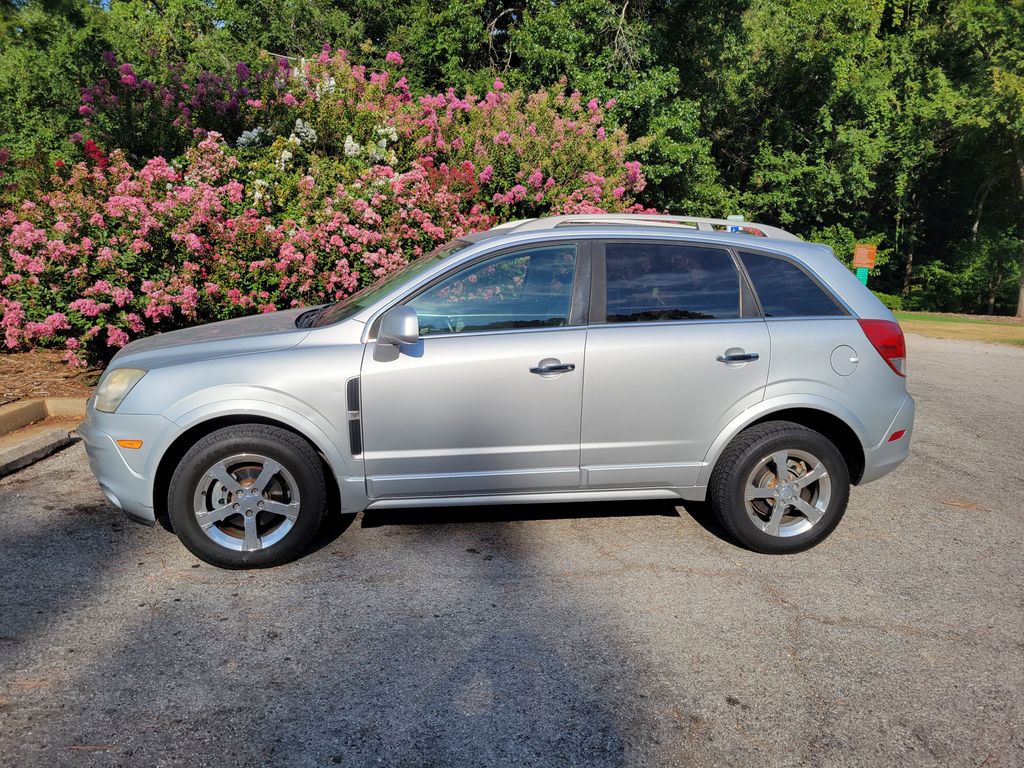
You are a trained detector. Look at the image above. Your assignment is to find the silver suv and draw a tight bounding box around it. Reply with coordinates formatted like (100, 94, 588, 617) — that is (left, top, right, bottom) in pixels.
(79, 215, 915, 568)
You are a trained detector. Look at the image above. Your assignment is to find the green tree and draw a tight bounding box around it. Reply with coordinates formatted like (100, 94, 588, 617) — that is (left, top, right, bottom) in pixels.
(948, 0, 1024, 316)
(1, 0, 1023, 316)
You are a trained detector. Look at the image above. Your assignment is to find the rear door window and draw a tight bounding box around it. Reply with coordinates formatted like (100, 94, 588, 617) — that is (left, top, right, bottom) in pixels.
(602, 243, 740, 322)
(739, 251, 846, 317)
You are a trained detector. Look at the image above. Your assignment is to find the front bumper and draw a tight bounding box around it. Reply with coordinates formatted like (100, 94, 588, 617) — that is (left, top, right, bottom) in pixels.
(78, 405, 181, 525)
(859, 393, 916, 485)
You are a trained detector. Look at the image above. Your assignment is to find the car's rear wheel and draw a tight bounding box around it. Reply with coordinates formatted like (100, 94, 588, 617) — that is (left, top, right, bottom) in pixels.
(708, 421, 850, 554)
(168, 424, 327, 568)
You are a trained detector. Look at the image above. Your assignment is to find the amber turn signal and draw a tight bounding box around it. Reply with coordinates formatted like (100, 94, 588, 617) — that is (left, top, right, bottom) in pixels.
(116, 439, 144, 449)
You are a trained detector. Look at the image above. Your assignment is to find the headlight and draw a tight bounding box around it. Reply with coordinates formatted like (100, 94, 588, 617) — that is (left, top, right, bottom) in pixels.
(95, 368, 148, 413)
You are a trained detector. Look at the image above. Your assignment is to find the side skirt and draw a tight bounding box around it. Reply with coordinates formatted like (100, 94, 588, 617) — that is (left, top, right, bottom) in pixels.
(364, 488, 684, 510)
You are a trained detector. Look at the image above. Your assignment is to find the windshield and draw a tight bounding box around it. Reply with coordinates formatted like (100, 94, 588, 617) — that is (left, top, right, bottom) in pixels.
(312, 239, 473, 327)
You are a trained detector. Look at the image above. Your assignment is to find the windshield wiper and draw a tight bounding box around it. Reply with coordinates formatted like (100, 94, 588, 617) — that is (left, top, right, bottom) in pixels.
(295, 305, 328, 328)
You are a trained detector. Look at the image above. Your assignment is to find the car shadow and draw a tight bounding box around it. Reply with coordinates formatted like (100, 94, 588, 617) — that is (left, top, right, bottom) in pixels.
(306, 508, 357, 554)
(359, 497, 745, 553)
(3, 452, 730, 764)
(11, 493, 674, 765)
(675, 498, 736, 545)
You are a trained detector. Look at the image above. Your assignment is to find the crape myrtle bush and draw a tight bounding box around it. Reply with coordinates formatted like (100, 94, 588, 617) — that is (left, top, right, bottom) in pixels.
(1, 47, 650, 366)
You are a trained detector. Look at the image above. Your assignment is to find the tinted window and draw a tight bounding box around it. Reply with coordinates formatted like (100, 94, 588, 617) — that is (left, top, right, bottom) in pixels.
(408, 245, 577, 335)
(604, 243, 740, 322)
(740, 252, 845, 317)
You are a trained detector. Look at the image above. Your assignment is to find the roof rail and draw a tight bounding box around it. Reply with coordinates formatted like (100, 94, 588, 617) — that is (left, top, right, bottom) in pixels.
(506, 214, 801, 241)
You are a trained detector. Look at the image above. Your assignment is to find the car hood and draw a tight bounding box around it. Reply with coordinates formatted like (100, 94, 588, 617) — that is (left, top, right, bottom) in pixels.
(109, 308, 312, 370)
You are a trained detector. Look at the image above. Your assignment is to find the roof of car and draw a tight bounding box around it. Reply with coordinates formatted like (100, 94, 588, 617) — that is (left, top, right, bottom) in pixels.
(352, 214, 891, 327)
(459, 215, 838, 265)
(464, 214, 802, 243)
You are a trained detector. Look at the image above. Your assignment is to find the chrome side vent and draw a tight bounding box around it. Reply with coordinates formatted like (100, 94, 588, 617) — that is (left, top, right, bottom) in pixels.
(348, 420, 363, 457)
(346, 377, 362, 456)
(346, 377, 360, 412)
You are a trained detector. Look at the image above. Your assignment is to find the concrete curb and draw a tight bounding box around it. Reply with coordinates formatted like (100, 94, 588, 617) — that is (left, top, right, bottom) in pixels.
(0, 398, 88, 478)
(0, 399, 47, 434)
(0, 428, 76, 476)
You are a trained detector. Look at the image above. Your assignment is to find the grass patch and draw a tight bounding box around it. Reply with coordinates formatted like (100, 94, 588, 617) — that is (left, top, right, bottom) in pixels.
(894, 311, 1024, 346)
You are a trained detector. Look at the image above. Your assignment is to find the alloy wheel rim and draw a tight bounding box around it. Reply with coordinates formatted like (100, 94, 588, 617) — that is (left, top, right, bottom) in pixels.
(192, 453, 301, 552)
(743, 448, 831, 537)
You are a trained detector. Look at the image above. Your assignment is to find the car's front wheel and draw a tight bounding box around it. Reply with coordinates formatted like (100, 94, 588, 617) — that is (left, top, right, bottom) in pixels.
(708, 421, 850, 554)
(168, 424, 327, 568)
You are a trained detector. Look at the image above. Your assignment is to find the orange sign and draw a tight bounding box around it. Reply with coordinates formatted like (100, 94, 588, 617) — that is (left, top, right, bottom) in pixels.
(853, 243, 877, 269)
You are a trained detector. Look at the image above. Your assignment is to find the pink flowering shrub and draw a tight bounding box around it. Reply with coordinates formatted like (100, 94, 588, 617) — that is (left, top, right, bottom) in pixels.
(2, 50, 651, 366)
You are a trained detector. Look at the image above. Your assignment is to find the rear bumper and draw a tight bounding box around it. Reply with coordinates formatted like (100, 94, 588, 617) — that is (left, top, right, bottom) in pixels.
(859, 393, 915, 485)
(78, 406, 180, 525)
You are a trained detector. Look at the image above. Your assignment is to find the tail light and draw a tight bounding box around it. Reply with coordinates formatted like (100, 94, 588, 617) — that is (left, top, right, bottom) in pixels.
(858, 319, 906, 377)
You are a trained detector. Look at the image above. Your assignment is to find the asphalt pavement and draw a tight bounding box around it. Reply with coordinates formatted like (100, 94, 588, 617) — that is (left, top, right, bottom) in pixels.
(1, 333, 1022, 767)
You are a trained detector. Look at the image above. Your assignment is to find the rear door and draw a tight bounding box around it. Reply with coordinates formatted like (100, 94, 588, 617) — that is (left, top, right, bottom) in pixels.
(580, 239, 769, 489)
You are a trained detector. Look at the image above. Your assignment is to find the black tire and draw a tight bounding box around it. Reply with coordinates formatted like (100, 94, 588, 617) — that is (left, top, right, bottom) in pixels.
(168, 424, 327, 568)
(708, 420, 850, 554)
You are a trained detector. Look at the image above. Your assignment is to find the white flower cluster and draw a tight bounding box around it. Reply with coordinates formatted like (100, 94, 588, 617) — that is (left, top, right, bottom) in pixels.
(276, 132, 303, 170)
(236, 126, 271, 148)
(289, 59, 309, 87)
(252, 178, 270, 203)
(367, 125, 399, 164)
(314, 77, 337, 98)
(343, 125, 399, 164)
(376, 125, 399, 143)
(291, 119, 318, 146)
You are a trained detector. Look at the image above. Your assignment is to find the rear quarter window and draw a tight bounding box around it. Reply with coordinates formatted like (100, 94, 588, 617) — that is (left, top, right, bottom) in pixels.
(739, 251, 846, 317)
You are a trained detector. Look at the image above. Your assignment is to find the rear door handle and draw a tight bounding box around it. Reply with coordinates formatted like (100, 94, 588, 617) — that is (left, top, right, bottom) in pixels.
(716, 352, 760, 363)
(530, 362, 576, 375)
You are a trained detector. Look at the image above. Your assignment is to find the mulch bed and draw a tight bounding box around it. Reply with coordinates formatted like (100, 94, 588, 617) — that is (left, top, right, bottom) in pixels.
(0, 351, 98, 405)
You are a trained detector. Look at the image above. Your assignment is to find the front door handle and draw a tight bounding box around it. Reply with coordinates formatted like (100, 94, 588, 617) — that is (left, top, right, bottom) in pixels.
(716, 351, 760, 363)
(530, 361, 576, 375)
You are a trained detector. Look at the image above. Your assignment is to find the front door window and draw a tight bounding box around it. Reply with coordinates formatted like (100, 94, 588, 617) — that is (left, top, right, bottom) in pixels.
(408, 244, 577, 335)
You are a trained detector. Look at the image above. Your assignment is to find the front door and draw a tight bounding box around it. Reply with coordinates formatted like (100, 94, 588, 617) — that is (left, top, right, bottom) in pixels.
(360, 242, 588, 499)
(581, 240, 770, 489)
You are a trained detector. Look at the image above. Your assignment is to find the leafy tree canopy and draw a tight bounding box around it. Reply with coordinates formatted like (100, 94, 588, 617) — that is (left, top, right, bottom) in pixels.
(0, 0, 1022, 314)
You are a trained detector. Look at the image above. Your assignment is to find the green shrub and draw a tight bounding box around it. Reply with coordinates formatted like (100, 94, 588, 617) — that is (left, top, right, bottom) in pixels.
(872, 291, 903, 311)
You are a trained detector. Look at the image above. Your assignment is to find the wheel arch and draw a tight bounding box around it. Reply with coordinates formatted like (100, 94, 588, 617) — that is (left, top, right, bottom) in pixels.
(153, 414, 344, 529)
(746, 408, 865, 484)
(700, 401, 867, 490)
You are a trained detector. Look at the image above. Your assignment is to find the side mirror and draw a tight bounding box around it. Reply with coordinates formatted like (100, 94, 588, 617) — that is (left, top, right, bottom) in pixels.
(378, 306, 420, 346)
